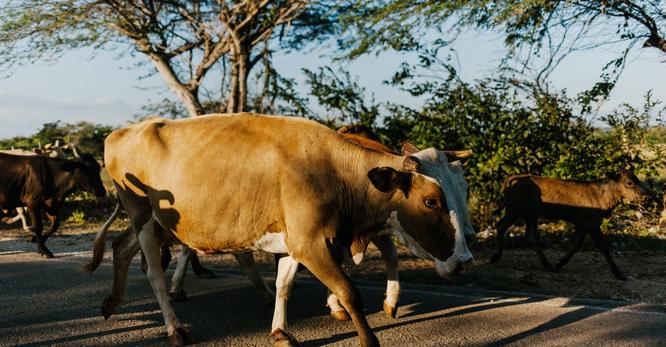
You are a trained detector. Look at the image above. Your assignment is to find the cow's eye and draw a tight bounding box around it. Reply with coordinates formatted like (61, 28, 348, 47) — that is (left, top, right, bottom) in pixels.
(626, 181, 635, 187)
(424, 198, 437, 209)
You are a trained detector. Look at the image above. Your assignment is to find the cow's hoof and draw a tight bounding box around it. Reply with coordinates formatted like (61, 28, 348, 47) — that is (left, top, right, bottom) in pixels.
(101, 298, 115, 320)
(40, 250, 55, 259)
(194, 269, 217, 279)
(169, 290, 188, 302)
(331, 309, 351, 321)
(28, 236, 37, 243)
(271, 328, 299, 347)
(383, 301, 398, 319)
(167, 327, 193, 346)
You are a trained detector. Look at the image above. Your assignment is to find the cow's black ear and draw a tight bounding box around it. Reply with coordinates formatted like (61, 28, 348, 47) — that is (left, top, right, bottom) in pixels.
(368, 167, 411, 195)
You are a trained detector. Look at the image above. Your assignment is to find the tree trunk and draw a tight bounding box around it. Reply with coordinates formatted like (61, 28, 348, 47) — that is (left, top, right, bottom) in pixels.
(643, 34, 666, 54)
(227, 54, 240, 113)
(237, 53, 249, 113)
(226, 50, 250, 113)
(149, 53, 204, 117)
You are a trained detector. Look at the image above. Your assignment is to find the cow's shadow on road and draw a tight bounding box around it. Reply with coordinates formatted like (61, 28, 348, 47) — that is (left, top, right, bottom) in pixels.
(301, 287, 555, 346)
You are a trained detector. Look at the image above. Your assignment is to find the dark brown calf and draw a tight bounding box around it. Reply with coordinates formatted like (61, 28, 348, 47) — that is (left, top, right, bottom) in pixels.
(490, 172, 646, 280)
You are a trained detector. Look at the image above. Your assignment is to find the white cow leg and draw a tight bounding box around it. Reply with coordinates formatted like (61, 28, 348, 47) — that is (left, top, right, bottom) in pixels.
(270, 255, 299, 345)
(169, 245, 193, 302)
(3, 207, 29, 231)
(138, 218, 190, 346)
(373, 234, 400, 318)
(17, 207, 29, 231)
(234, 252, 275, 302)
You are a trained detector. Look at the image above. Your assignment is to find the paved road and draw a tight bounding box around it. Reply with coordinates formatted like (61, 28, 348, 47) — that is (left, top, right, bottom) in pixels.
(1, 252, 665, 346)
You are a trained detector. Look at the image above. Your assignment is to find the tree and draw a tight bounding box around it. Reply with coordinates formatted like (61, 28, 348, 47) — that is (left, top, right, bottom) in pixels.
(0, 1, 331, 116)
(340, 1, 666, 89)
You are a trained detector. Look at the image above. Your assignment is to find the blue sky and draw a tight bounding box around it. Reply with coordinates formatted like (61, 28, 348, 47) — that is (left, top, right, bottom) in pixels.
(0, 30, 664, 139)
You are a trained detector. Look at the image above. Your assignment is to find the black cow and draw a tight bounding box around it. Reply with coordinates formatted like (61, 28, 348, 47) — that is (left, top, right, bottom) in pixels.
(0, 152, 106, 257)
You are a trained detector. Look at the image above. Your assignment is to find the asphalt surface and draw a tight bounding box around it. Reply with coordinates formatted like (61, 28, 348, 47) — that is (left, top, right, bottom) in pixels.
(1, 250, 666, 346)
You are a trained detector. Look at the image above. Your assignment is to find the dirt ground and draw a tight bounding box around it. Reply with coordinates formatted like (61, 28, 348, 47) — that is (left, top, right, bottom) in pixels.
(1, 222, 666, 305)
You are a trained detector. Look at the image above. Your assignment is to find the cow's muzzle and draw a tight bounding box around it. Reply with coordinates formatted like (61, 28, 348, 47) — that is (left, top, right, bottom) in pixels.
(435, 254, 474, 279)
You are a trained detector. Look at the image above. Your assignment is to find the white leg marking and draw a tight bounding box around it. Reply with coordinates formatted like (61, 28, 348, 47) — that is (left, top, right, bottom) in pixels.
(138, 217, 182, 335)
(169, 245, 192, 295)
(385, 280, 400, 307)
(271, 256, 299, 333)
(352, 252, 364, 265)
(326, 290, 345, 313)
(373, 234, 400, 308)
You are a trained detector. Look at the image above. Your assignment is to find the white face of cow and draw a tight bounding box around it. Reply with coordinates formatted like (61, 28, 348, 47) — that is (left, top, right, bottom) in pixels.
(417, 148, 474, 276)
(387, 147, 474, 278)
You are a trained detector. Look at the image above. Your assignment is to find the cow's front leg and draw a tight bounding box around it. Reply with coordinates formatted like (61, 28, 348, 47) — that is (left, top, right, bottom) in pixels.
(27, 205, 52, 258)
(526, 216, 552, 271)
(373, 234, 400, 318)
(298, 240, 379, 347)
(270, 255, 300, 346)
(138, 218, 191, 346)
(235, 252, 274, 302)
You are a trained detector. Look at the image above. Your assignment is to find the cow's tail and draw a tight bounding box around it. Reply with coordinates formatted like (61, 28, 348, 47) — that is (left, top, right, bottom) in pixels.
(82, 202, 121, 273)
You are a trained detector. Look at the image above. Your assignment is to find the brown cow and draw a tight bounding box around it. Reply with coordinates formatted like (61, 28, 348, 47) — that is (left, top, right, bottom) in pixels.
(0, 152, 105, 257)
(490, 172, 646, 280)
(0, 146, 69, 231)
(88, 123, 473, 322)
(97, 113, 474, 346)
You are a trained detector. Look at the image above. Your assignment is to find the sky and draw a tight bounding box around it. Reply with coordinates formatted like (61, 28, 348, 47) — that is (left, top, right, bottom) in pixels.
(0, 30, 664, 139)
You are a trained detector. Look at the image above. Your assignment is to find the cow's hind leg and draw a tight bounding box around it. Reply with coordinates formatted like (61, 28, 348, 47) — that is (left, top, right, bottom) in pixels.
(589, 227, 626, 281)
(102, 228, 140, 319)
(235, 252, 274, 302)
(553, 226, 586, 272)
(525, 215, 552, 271)
(298, 241, 379, 347)
(138, 217, 191, 346)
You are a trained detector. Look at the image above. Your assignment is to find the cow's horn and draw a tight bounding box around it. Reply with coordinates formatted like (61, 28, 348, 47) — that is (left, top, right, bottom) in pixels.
(401, 141, 421, 156)
(71, 145, 80, 159)
(443, 149, 473, 161)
